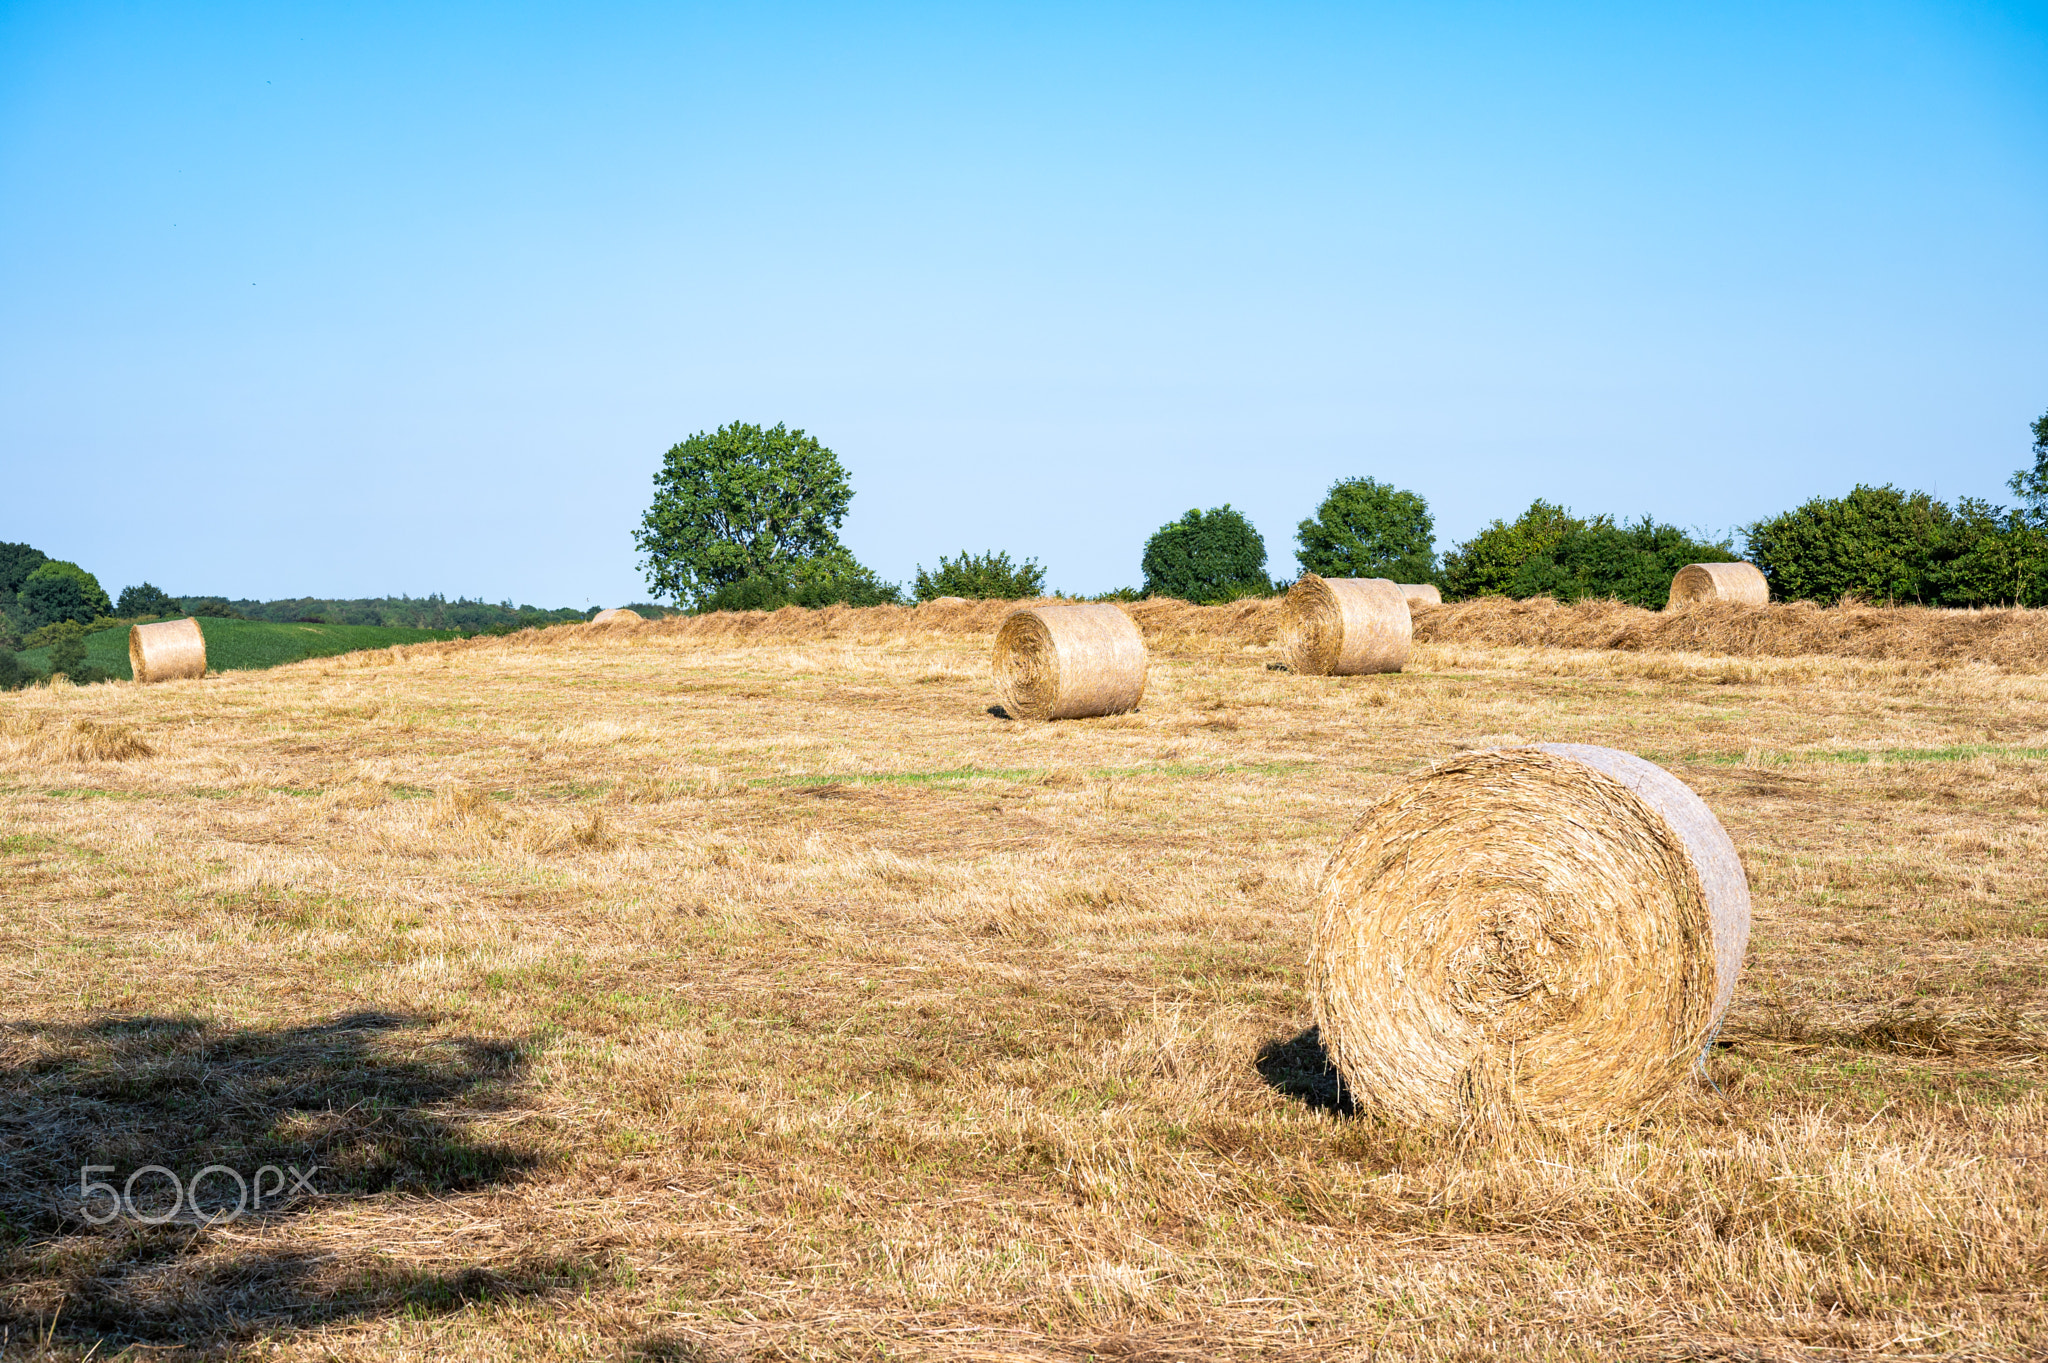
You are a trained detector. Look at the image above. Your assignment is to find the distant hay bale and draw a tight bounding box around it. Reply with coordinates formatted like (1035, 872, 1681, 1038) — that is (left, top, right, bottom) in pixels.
(1399, 583, 1442, 606)
(923, 596, 969, 606)
(591, 608, 642, 625)
(1668, 562, 1769, 609)
(1280, 575, 1411, 675)
(1308, 744, 1750, 1127)
(992, 603, 1147, 720)
(128, 618, 207, 683)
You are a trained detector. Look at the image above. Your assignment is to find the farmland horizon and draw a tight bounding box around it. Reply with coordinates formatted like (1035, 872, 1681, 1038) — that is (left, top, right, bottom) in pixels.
(3, 2, 2044, 605)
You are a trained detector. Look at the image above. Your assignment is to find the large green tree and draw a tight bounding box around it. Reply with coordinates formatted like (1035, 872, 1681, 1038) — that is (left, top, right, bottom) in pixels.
(1294, 477, 1435, 582)
(18, 560, 112, 627)
(117, 582, 181, 618)
(1140, 506, 1270, 603)
(2008, 407, 2048, 523)
(0, 543, 48, 600)
(635, 422, 864, 607)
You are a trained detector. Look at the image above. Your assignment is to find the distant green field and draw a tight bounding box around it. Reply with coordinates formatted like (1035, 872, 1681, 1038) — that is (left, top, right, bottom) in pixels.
(16, 617, 461, 681)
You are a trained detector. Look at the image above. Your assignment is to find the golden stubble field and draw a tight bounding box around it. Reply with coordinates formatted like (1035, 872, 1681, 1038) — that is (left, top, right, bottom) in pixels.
(2, 611, 2045, 1361)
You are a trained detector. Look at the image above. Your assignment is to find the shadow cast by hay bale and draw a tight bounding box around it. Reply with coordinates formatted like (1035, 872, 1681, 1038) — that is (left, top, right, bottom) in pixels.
(0, 1010, 554, 1347)
(1254, 1025, 1353, 1117)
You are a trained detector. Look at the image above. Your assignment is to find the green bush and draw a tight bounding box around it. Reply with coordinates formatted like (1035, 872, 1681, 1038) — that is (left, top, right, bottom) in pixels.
(1744, 484, 1954, 604)
(0, 610, 19, 654)
(1294, 477, 1436, 582)
(31, 616, 127, 645)
(117, 582, 182, 618)
(24, 620, 79, 650)
(787, 556, 901, 608)
(1141, 505, 1271, 603)
(47, 626, 91, 682)
(699, 575, 793, 613)
(1439, 501, 1581, 599)
(34, 621, 107, 683)
(696, 556, 903, 613)
(1442, 502, 1737, 607)
(912, 550, 1046, 601)
(1744, 483, 2048, 607)
(17, 560, 112, 628)
(1929, 498, 2048, 607)
(0, 650, 24, 690)
(179, 597, 245, 619)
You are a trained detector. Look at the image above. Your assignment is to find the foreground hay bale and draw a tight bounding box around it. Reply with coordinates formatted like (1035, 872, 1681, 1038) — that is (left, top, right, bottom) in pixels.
(992, 603, 1147, 720)
(1281, 575, 1411, 675)
(1668, 562, 1769, 608)
(591, 608, 642, 625)
(1308, 744, 1749, 1127)
(1399, 583, 1442, 606)
(129, 618, 207, 683)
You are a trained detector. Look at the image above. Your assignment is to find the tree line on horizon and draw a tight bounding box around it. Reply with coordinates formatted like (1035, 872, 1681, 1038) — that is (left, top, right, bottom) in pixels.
(6, 408, 2044, 689)
(634, 413, 2048, 613)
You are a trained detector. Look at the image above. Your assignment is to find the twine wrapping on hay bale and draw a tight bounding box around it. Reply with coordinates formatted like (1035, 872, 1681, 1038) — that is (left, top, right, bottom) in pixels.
(1399, 583, 1442, 606)
(992, 603, 1147, 720)
(128, 618, 207, 683)
(1280, 575, 1412, 675)
(1308, 744, 1750, 1126)
(591, 608, 642, 625)
(1668, 562, 1769, 609)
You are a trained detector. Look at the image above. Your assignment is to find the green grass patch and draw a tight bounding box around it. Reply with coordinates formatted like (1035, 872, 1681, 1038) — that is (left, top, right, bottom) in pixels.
(16, 617, 460, 681)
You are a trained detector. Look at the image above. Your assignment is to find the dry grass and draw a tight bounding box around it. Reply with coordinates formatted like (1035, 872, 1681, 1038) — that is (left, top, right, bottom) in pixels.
(1414, 594, 2048, 666)
(1, 610, 2045, 1360)
(574, 593, 2048, 667)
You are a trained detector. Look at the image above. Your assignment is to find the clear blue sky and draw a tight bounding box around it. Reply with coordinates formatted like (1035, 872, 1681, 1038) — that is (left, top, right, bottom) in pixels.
(3, 2, 2044, 606)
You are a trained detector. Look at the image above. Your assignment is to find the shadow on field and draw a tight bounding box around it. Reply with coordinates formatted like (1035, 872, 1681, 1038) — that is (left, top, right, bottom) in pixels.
(0, 1010, 566, 1348)
(1255, 1025, 1354, 1116)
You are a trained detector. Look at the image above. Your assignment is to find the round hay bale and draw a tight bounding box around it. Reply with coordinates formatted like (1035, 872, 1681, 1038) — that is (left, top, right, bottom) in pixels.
(992, 603, 1146, 720)
(1398, 583, 1442, 606)
(1667, 562, 1768, 609)
(1308, 744, 1749, 1127)
(1280, 575, 1411, 675)
(128, 618, 207, 684)
(591, 608, 642, 625)
(923, 596, 969, 606)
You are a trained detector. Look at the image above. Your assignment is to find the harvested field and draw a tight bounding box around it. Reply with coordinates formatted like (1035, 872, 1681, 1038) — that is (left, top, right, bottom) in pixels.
(2, 608, 2045, 1360)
